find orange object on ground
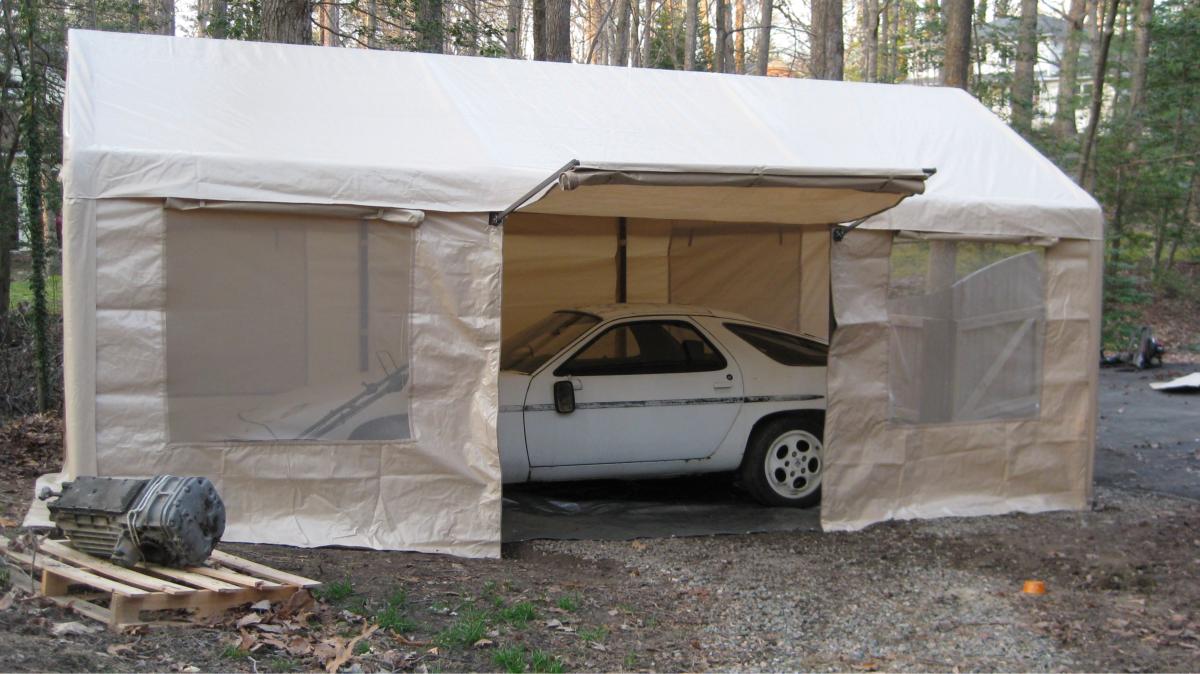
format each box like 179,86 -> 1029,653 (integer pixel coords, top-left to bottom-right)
1022,580 -> 1047,595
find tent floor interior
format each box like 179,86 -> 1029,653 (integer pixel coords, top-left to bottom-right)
501,474 -> 820,542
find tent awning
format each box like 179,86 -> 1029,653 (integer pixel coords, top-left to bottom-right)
500,161 -> 935,226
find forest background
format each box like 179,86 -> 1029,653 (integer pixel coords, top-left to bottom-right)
0,0 -> 1196,417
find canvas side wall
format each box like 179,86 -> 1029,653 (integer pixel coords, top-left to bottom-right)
59,198 -> 503,557
822,230 -> 1102,529
502,214 -> 830,340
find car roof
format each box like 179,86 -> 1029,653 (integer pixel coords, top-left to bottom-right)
565,304 -> 829,345
569,303 -> 754,322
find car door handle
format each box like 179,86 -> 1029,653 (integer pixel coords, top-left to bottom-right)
713,380 -> 733,390
570,377 -> 583,391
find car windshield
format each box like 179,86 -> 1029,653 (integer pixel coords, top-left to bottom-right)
501,311 -> 601,373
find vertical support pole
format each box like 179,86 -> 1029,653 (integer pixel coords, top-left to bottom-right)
358,221 -> 370,372
616,217 -> 628,303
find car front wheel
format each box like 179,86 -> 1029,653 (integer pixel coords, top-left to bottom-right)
740,417 -> 823,508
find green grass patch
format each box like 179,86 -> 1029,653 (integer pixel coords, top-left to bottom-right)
499,601 -> 538,626
493,646 -> 566,674
578,625 -> 607,643
555,593 -> 580,612
493,645 -> 527,673
317,578 -> 355,602
7,275 -> 62,313
219,645 -> 247,660
376,603 -> 417,634
435,609 -> 490,649
374,586 -> 417,633
529,649 -> 566,673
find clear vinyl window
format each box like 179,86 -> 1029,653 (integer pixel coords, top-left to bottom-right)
887,240 -> 1045,425
164,209 -> 414,442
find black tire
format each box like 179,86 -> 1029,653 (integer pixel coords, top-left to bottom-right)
739,415 -> 824,508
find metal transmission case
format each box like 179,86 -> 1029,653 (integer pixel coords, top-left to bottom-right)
43,475 -> 226,568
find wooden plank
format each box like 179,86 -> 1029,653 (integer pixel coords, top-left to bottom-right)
41,569 -> 70,597
42,595 -> 115,627
3,546 -> 147,597
186,565 -> 281,590
139,564 -> 242,592
38,540 -> 194,595
137,585 -> 298,615
209,549 -> 322,588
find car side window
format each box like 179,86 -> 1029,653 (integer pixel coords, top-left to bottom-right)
723,323 -> 827,366
556,320 -> 727,376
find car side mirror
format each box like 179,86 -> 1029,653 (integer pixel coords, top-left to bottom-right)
553,380 -> 576,414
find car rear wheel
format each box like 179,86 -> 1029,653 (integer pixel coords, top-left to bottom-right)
740,417 -> 823,508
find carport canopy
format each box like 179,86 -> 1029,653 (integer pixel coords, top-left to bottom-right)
499,160 -> 936,225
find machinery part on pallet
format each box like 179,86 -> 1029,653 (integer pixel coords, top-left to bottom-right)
39,475 -> 226,568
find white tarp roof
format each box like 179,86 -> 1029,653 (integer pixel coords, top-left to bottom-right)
66,30 -> 1100,239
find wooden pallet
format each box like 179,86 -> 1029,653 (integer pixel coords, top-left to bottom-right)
0,537 -> 321,630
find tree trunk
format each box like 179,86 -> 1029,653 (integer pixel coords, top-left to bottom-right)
942,0 -> 972,89
721,0 -> 734,70
810,0 -> 843,80
366,0 -> 378,46
415,0 -> 444,53
641,0 -> 654,66
684,0 -> 697,69
588,0 -> 604,63
211,0 -> 228,37
1052,0 -> 1085,138
714,0 -> 727,72
20,0 -> 50,411
756,0 -> 772,74
153,0 -> 175,34
533,0 -> 547,59
0,171 -> 15,316
545,0 -> 571,61
507,0 -> 523,57
615,0 -> 632,64
1010,0 -> 1038,135
262,0 -> 312,43
1127,0 -> 1152,116
1078,0 -> 1118,190
887,0 -> 900,81
318,0 -> 341,45
735,0 -> 745,72
862,0 -> 877,81
879,0 -> 890,81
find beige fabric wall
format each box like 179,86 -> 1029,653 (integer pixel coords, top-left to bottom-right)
503,215 -> 830,341
822,230 -> 1101,530
502,214 -> 619,340
68,198 -> 503,557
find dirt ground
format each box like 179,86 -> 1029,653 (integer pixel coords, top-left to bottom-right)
1,367 -> 1198,673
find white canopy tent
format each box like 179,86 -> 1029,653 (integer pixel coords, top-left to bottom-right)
43,30 -> 1103,557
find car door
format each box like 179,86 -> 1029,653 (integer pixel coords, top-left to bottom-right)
523,318 -> 744,466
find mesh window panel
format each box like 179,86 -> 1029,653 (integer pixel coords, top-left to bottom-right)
164,209 -> 414,442
886,241 -> 1045,425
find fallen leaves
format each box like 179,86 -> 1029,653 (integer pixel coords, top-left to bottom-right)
51,621 -> 101,636
104,643 -> 135,657
324,623 -> 379,674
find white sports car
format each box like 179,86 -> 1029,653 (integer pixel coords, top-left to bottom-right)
499,304 -> 828,507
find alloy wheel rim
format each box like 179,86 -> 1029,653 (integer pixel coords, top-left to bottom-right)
762,429 -> 822,499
